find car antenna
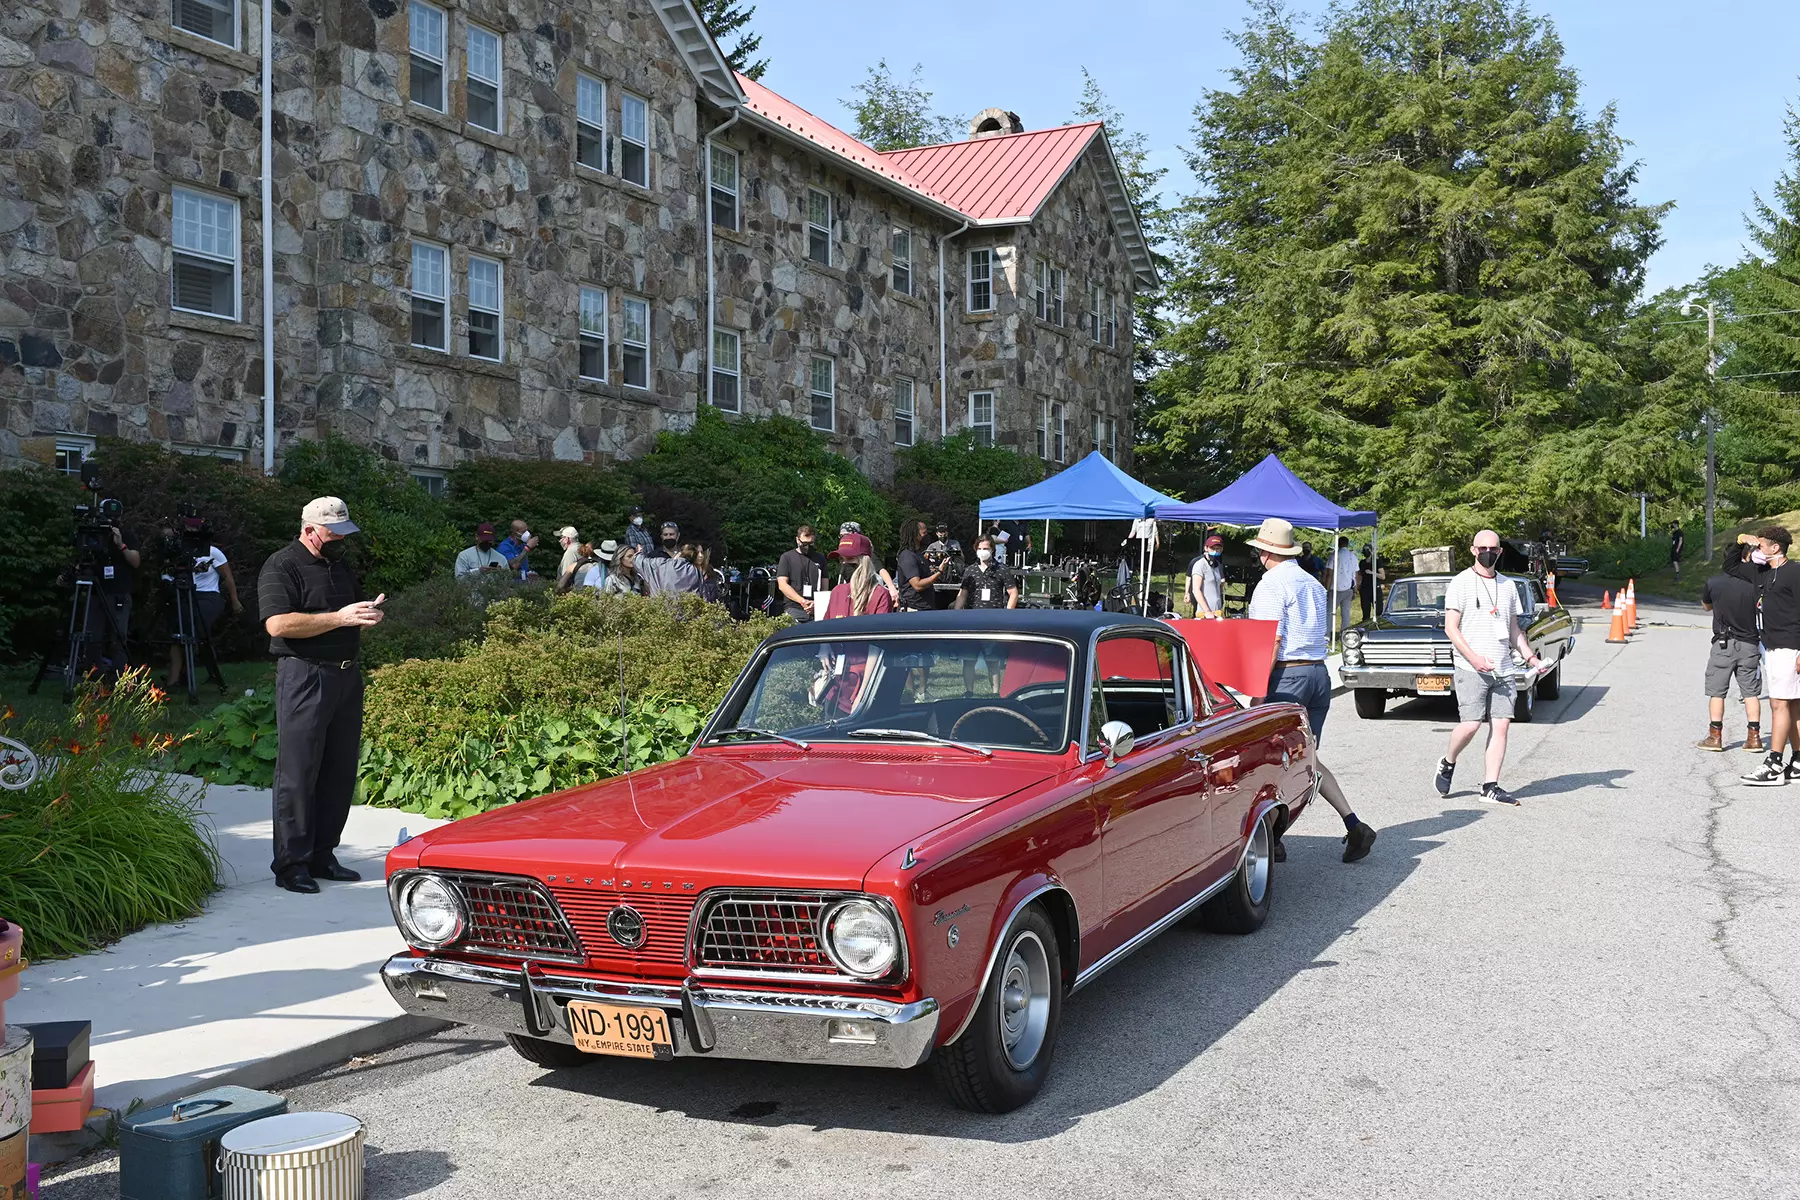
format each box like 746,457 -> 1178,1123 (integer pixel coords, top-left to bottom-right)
618,629 -> 630,779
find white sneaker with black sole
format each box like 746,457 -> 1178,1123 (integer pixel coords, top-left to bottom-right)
1742,755 -> 1788,786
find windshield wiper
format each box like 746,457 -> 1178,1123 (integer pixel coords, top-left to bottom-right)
710,726 -> 811,750
845,728 -> 993,757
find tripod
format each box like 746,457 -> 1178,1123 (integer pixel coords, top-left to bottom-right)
168,574 -> 229,704
29,569 -> 130,703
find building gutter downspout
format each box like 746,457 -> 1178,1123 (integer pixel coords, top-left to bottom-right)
260,0 -> 275,474
703,109 -> 741,414
938,220 -> 969,440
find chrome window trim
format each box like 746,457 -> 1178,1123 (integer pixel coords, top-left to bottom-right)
1078,627 -> 1200,764
942,883 -> 1078,1045
685,886 -> 911,987
388,867 -> 586,964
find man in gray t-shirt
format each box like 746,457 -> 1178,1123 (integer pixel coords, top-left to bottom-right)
1435,529 -> 1542,806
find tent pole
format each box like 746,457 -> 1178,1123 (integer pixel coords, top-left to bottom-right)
1372,523 -> 1380,617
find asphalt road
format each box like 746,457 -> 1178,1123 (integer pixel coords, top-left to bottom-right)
45,597 -> 1800,1199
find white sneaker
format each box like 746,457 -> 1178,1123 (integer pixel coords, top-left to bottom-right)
1742,756 -> 1788,786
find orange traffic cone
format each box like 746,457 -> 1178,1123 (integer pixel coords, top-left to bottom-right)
1601,590 -> 1611,609
1605,599 -> 1629,644
1626,580 -> 1639,630
1546,574 -> 1560,607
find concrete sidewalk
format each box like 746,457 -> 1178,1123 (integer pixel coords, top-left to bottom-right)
11,780 -> 446,1114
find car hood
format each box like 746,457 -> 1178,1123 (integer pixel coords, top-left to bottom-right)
1358,611 -> 1449,635
410,750 -> 1061,891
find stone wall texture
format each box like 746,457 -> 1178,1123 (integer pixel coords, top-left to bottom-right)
0,0 -> 1140,482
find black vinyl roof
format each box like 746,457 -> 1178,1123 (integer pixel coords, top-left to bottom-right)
762,609 -> 1169,646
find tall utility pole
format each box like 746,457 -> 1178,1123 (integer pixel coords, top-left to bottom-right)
1631,492 -> 1649,538
1683,299 -> 1717,561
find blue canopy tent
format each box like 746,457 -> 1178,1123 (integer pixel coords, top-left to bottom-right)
1154,453 -> 1378,639
979,452 -> 1181,606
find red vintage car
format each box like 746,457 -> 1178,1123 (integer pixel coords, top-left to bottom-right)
382,611 -> 1317,1111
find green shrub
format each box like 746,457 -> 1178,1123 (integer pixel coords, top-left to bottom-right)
625,407 -> 893,565
890,433 -> 1045,541
445,459 -> 639,579
359,700 -> 702,820
1585,534 -> 1674,581
361,573 -> 548,668
0,467 -> 83,658
0,670 -> 220,959
170,690 -> 279,787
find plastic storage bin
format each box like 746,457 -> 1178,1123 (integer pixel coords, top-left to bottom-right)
120,1086 -> 288,1200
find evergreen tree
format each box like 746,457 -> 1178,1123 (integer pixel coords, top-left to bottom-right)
697,0 -> 767,80
844,60 -> 963,152
1147,0 -> 1667,538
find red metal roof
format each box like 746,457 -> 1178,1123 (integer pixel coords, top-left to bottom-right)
880,124 -> 1102,222
735,74 -> 939,200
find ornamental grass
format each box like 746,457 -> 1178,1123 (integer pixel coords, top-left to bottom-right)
0,669 -> 221,960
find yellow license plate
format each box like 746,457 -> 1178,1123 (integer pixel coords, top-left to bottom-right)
565,1000 -> 674,1059
1416,675 -> 1453,693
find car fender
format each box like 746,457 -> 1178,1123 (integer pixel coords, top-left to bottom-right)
934,872 -> 1080,1048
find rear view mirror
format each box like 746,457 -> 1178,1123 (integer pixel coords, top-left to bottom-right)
1100,720 -> 1136,765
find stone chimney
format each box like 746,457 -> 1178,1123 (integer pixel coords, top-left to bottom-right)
968,108 -> 1025,140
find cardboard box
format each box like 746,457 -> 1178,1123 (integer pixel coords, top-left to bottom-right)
21,1022 -> 89,1091
29,1060 -> 94,1135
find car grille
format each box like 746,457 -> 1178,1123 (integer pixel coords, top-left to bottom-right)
448,875 -> 584,962
696,892 -> 840,975
1360,642 -> 1452,667
550,886 -> 696,975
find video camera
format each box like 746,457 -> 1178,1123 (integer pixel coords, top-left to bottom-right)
71,461 -> 123,570
162,503 -> 214,578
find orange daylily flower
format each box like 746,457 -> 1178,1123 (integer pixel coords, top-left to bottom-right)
132,733 -> 146,748
66,743 -> 83,755
2,706 -> 14,721
96,713 -> 112,733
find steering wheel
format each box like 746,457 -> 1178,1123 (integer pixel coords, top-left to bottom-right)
951,704 -> 1050,745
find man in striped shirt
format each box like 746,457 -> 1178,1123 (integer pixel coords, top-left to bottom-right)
1435,529 -> 1542,805
1246,518 -> 1378,863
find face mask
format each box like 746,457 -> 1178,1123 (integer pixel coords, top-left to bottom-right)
798,542 -> 813,553
1206,551 -> 1221,562
1752,550 -> 1770,565
977,548 -> 993,563
1475,547 -> 1500,569
320,540 -> 347,563
663,537 -> 678,548
632,516 -> 644,526
478,538 -> 493,548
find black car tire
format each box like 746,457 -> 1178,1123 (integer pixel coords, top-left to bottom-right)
505,1033 -> 594,1069
1512,683 -> 1535,723
1202,812 -> 1274,935
1536,662 -> 1562,700
933,905 -> 1063,1113
1353,688 -> 1386,719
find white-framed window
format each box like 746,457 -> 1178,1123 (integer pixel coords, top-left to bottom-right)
408,0 -> 446,112
1107,417 -> 1117,460
1036,398 -> 1048,459
1034,260 -> 1064,324
170,187 -> 239,320
894,377 -> 915,446
465,25 -> 502,133
1053,401 -> 1066,463
578,286 -> 607,381
967,248 -> 993,312
1092,413 -> 1102,457
173,0 -> 237,47
891,227 -> 912,296
54,435 -> 95,477
575,74 -> 605,170
619,92 -> 649,186
411,469 -> 447,497
173,442 -> 245,462
467,255 -> 502,360
809,356 -> 835,431
621,295 -> 649,388
710,147 -> 739,229
712,329 -> 741,412
1090,286 -> 1103,341
410,240 -> 448,350
806,188 -> 831,266
968,390 -> 994,447
1105,295 -> 1117,348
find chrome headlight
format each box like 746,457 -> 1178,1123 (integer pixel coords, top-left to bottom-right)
1343,630 -> 1362,648
822,898 -> 900,979
398,874 -> 465,949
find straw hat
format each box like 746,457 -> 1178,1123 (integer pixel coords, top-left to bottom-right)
1246,517 -> 1302,557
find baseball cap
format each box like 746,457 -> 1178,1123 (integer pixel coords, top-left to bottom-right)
555,526 -> 578,539
1205,534 -> 1224,549
830,531 -> 875,560
301,496 -> 358,535
629,505 -> 645,516
476,521 -> 495,536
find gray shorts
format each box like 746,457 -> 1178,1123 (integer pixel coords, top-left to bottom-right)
1454,668 -> 1516,723
1705,639 -> 1763,698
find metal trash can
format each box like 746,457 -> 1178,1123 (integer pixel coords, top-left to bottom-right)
120,1085 -> 288,1200
219,1111 -> 365,1200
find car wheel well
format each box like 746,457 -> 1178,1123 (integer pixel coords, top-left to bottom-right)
1031,889 -> 1081,987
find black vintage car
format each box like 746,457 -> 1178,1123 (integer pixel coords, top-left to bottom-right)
1337,574 -> 1576,721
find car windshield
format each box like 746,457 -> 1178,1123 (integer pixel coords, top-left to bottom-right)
713,635 -> 1075,753
1387,576 -> 1534,614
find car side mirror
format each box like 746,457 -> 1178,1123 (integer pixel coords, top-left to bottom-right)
1100,720 -> 1136,766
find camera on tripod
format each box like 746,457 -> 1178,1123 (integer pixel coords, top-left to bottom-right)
162,503 -> 214,577
71,462 -> 124,570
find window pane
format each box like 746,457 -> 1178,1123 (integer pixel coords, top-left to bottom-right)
412,243 -> 446,300
411,296 -> 445,348
172,190 -> 236,262
468,309 -> 500,359
621,95 -> 647,144
174,0 -> 234,46
713,329 -> 740,373
807,189 -> 830,229
578,286 -> 605,333
410,57 -> 443,109
577,75 -> 604,127
621,142 -> 647,185
810,357 -> 833,396
623,346 -> 647,388
172,255 -> 234,317
579,338 -> 605,380
409,0 -> 443,58
468,257 -> 500,312
622,298 -> 648,345
467,80 -> 499,131
711,149 -> 737,190
467,27 -> 499,83
711,187 -> 737,228
712,370 -> 740,412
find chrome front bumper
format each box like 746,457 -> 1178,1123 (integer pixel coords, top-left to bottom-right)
1336,667 -> 1452,691
382,954 -> 939,1070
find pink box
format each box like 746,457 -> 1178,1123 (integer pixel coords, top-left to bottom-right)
29,1061 -> 94,1135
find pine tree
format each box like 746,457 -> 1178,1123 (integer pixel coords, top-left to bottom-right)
1148,0 -> 1667,537
697,0 -> 767,80
844,61 -> 964,152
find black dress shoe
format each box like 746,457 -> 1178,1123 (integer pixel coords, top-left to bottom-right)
310,860 -> 362,883
276,869 -> 320,894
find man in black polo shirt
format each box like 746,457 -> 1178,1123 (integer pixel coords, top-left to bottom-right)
1698,542 -> 1763,752
258,497 -> 386,894
1744,526 -> 1800,786
774,524 -> 824,622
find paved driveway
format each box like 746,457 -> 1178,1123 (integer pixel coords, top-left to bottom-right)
45,601 -> 1800,1198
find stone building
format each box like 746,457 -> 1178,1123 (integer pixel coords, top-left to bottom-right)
0,0 -> 1155,486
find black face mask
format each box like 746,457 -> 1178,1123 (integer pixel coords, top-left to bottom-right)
320,540 -> 348,563
662,538 -> 679,549
1475,547 -> 1500,569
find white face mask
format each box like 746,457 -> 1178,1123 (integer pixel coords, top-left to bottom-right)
977,548 -> 993,563
632,516 -> 643,526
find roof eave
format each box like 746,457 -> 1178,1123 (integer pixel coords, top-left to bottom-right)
734,108 -> 970,224
648,0 -> 746,108
1086,130 -> 1160,290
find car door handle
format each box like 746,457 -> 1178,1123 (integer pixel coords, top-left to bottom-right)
1186,750 -> 1212,767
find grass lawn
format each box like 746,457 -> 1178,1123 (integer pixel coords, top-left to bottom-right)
1585,509 -> 1800,604
0,656 -> 277,738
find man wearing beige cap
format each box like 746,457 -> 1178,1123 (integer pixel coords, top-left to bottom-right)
554,526 -> 583,590
257,497 -> 385,895
1245,517 -> 1378,863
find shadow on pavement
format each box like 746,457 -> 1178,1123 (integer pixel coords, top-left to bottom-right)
365,1148 -> 459,1198
1537,683 -> 1608,724
1507,768 -> 1632,799
511,809 -> 1481,1143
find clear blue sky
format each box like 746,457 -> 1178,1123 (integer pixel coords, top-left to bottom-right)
740,0 -> 1800,296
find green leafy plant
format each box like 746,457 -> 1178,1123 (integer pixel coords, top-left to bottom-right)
890,432 -> 1045,541
0,467 -> 83,658
0,669 -> 220,959
361,573 -> 548,668
171,691 -> 279,786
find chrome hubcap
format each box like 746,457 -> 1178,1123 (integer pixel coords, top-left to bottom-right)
997,930 -> 1051,1071
1246,816 -> 1271,905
